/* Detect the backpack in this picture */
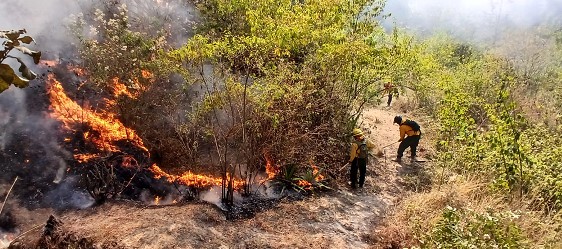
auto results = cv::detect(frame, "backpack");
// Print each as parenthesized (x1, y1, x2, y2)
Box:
(355, 140, 369, 159)
(402, 119, 421, 132)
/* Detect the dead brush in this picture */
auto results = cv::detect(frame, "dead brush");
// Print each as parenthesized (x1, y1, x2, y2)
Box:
(370, 176, 499, 248)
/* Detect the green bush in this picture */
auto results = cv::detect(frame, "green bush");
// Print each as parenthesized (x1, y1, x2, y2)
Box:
(419, 206, 526, 249)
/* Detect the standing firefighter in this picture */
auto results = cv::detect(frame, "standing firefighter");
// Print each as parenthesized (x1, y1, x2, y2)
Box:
(347, 128, 375, 188)
(383, 81, 398, 107)
(392, 116, 421, 162)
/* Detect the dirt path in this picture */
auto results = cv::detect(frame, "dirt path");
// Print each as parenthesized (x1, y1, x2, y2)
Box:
(12, 104, 424, 249)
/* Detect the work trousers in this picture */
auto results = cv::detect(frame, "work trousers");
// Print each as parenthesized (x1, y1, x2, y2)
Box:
(350, 158, 367, 188)
(387, 93, 393, 106)
(397, 135, 421, 158)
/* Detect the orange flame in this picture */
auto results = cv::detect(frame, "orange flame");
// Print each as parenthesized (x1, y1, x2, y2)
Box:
(74, 153, 99, 163)
(295, 161, 326, 190)
(150, 164, 245, 189)
(46, 74, 148, 155)
(141, 69, 153, 79)
(264, 154, 278, 179)
(311, 163, 325, 182)
(121, 155, 138, 168)
(111, 78, 135, 98)
(68, 65, 86, 77)
(297, 179, 313, 190)
(154, 196, 161, 205)
(45, 65, 244, 190)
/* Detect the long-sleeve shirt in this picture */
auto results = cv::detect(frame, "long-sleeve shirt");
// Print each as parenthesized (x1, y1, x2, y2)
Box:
(348, 137, 376, 162)
(399, 120, 421, 141)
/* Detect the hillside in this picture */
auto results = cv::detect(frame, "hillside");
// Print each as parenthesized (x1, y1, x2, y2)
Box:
(8, 102, 426, 249)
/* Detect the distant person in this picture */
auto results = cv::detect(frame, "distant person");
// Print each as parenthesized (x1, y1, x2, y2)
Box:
(347, 128, 375, 188)
(383, 81, 397, 107)
(392, 116, 421, 162)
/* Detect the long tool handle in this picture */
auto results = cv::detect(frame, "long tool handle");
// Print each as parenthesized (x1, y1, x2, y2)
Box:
(382, 141, 399, 148)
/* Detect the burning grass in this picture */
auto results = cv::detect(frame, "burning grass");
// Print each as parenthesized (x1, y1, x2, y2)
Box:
(149, 164, 245, 190)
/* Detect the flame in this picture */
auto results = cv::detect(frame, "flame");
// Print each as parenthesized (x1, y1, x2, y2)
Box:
(111, 78, 135, 98)
(150, 164, 245, 189)
(46, 74, 148, 154)
(297, 179, 312, 190)
(120, 155, 137, 168)
(141, 69, 153, 79)
(264, 154, 278, 179)
(74, 153, 99, 163)
(311, 163, 325, 182)
(68, 65, 86, 77)
(45, 64, 245, 191)
(154, 196, 160, 205)
(295, 161, 326, 190)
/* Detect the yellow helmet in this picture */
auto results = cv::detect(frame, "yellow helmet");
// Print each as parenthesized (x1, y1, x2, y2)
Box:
(352, 128, 363, 136)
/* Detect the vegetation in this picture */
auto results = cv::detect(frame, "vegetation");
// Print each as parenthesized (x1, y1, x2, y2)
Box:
(0, 29, 41, 93)
(160, 0, 430, 202)
(373, 27, 562, 248)
(11, 0, 558, 246)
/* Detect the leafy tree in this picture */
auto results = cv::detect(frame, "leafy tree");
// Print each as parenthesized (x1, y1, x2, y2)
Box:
(0, 29, 41, 93)
(166, 0, 392, 202)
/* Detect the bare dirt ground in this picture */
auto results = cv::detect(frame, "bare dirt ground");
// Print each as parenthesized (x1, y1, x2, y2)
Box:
(9, 100, 431, 249)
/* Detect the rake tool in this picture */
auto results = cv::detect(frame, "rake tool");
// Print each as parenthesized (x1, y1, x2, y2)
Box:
(381, 141, 400, 148)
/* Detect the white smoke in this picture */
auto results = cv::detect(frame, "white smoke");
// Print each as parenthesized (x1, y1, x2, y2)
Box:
(383, 0, 562, 42)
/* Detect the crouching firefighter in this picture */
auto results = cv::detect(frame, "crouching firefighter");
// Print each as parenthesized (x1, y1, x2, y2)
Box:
(347, 128, 375, 188)
(392, 116, 421, 162)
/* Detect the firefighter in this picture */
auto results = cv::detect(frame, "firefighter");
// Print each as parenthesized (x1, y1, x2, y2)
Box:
(383, 81, 397, 107)
(392, 116, 421, 162)
(346, 128, 375, 188)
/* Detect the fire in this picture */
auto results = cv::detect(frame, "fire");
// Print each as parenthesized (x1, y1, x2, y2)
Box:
(111, 78, 135, 98)
(310, 160, 326, 182)
(68, 64, 86, 77)
(297, 179, 312, 190)
(74, 153, 99, 163)
(46, 74, 148, 154)
(295, 161, 326, 190)
(121, 155, 138, 168)
(141, 69, 153, 79)
(154, 196, 160, 205)
(264, 153, 278, 179)
(45, 63, 245, 191)
(150, 164, 245, 189)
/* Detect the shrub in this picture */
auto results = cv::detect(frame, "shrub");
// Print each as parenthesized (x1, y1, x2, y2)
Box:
(419, 206, 526, 249)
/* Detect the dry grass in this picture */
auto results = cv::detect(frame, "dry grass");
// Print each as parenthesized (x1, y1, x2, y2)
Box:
(371, 174, 562, 248)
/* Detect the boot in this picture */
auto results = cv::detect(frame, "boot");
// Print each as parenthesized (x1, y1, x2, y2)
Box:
(392, 157, 402, 162)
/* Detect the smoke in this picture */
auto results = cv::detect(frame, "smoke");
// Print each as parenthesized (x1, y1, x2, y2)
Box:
(0, 0, 199, 213)
(382, 0, 562, 42)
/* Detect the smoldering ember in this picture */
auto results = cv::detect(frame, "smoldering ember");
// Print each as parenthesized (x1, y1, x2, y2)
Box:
(1, 0, 562, 248)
